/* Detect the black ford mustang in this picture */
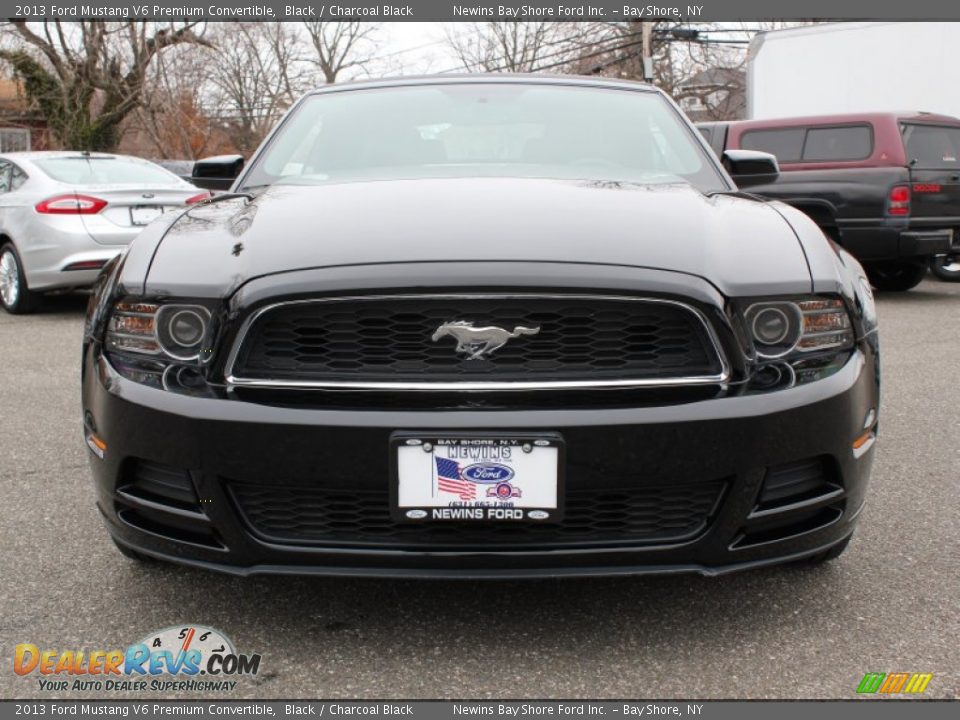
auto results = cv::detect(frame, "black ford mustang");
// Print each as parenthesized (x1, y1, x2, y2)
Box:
(82, 76, 880, 577)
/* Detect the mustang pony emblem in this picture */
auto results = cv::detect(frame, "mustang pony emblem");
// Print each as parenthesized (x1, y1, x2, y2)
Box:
(431, 321, 541, 360)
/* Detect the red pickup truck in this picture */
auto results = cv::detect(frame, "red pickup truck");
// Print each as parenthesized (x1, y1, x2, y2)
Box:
(699, 112, 960, 290)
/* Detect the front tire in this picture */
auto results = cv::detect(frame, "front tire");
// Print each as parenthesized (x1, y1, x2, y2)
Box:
(929, 254, 960, 282)
(0, 243, 41, 314)
(864, 261, 927, 292)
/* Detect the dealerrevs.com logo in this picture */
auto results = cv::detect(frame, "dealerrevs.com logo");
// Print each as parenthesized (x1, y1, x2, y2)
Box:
(857, 672, 933, 695)
(14, 625, 262, 693)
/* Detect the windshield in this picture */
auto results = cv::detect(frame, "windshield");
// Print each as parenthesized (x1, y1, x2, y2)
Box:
(34, 156, 185, 185)
(241, 83, 727, 192)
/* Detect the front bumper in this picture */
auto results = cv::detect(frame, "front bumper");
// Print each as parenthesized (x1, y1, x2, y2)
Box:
(83, 345, 879, 578)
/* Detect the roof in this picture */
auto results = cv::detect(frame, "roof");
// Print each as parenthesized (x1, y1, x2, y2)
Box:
(679, 67, 746, 89)
(0, 151, 126, 160)
(704, 111, 960, 129)
(304, 73, 661, 97)
(753, 21, 889, 42)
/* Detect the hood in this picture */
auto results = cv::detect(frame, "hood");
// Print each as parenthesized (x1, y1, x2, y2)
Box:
(142, 177, 813, 297)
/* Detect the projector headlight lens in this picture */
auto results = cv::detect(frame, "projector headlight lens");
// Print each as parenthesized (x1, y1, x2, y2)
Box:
(160, 307, 208, 356)
(745, 297, 853, 359)
(751, 306, 790, 345)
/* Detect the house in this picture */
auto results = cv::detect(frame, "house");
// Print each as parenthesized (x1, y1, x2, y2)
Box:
(0, 77, 53, 151)
(677, 67, 747, 122)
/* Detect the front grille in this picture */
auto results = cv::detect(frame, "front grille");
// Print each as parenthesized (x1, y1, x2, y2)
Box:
(227, 482, 726, 549)
(229, 295, 724, 387)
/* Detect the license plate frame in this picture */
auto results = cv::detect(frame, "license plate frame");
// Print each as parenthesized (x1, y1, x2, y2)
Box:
(129, 205, 164, 227)
(390, 432, 565, 524)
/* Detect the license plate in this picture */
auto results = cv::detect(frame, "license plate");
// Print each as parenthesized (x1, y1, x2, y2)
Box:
(130, 205, 164, 226)
(392, 434, 563, 523)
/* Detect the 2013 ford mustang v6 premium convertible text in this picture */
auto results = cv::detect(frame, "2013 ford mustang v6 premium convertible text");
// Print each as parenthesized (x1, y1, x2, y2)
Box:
(81, 76, 880, 577)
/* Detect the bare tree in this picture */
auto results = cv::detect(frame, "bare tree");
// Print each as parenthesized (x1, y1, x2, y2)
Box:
(300, 21, 378, 84)
(668, 37, 748, 121)
(130, 44, 220, 159)
(0, 20, 209, 151)
(566, 22, 748, 119)
(445, 22, 586, 73)
(205, 23, 303, 154)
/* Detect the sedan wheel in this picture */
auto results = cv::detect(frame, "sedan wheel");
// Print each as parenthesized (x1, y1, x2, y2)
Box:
(0, 244, 40, 314)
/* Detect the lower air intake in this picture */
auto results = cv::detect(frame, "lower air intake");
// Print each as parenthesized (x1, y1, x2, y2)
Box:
(114, 460, 223, 549)
(227, 481, 727, 550)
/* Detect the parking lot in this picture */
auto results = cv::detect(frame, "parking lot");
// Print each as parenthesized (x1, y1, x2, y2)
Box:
(0, 281, 957, 700)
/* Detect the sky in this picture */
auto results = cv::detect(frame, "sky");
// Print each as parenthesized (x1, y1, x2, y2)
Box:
(374, 23, 463, 75)
(366, 21, 765, 78)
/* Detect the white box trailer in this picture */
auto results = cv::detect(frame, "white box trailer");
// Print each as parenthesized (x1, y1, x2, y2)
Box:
(747, 22, 960, 120)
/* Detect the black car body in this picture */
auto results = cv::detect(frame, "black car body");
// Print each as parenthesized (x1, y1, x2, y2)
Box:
(699, 113, 960, 291)
(82, 76, 880, 578)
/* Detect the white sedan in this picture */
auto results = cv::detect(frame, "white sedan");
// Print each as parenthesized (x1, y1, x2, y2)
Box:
(0, 152, 209, 313)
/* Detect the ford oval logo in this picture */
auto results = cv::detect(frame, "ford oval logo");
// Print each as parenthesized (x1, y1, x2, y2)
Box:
(405, 509, 427, 519)
(462, 463, 515, 483)
(528, 510, 549, 520)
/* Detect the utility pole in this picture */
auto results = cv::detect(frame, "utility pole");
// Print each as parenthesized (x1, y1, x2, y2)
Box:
(641, 21, 654, 82)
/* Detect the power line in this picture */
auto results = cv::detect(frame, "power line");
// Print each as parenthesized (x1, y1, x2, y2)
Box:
(374, 39, 449, 62)
(436, 25, 619, 74)
(437, 25, 748, 77)
(527, 35, 645, 74)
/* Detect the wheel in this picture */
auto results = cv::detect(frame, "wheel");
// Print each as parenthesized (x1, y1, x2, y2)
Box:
(0, 242, 42, 314)
(804, 535, 852, 565)
(929, 254, 960, 282)
(112, 538, 155, 563)
(864, 261, 927, 292)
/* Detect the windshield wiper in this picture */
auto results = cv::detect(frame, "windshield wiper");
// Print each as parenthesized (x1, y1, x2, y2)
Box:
(704, 189, 769, 201)
(237, 184, 271, 195)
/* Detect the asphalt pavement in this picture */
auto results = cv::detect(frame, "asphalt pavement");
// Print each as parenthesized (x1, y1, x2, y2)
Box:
(0, 282, 957, 700)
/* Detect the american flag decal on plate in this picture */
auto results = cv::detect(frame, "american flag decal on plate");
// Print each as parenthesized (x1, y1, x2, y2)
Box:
(435, 456, 476, 500)
(394, 435, 561, 522)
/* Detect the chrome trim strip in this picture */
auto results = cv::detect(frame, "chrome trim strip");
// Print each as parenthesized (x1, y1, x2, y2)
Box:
(224, 294, 731, 392)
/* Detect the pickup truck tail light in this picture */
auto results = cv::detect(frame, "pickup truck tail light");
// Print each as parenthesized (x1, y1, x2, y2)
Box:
(887, 185, 911, 216)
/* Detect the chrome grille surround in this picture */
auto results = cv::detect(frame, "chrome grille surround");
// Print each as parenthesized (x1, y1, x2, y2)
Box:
(224, 294, 731, 392)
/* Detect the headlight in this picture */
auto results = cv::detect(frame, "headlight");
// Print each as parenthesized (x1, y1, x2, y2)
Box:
(107, 302, 212, 362)
(157, 306, 211, 360)
(744, 297, 853, 360)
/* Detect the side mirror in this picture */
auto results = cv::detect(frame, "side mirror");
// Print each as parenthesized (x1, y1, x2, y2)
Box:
(722, 150, 780, 188)
(191, 155, 245, 191)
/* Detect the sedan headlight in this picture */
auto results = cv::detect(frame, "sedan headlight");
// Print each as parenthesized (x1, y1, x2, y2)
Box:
(743, 297, 853, 360)
(106, 302, 212, 362)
